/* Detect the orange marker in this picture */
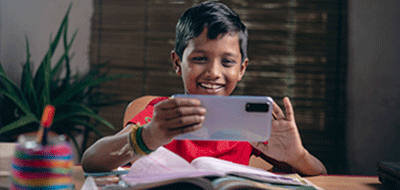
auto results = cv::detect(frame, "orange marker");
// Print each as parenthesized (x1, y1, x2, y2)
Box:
(36, 105, 56, 145)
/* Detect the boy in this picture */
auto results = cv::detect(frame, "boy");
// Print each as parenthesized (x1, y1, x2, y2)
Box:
(82, 1, 327, 176)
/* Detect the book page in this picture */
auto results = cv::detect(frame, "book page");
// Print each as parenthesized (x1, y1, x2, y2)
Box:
(121, 147, 222, 186)
(212, 176, 318, 190)
(128, 146, 193, 173)
(191, 156, 303, 185)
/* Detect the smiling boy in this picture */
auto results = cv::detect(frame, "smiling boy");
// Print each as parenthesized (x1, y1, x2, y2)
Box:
(172, 27, 246, 96)
(82, 1, 327, 176)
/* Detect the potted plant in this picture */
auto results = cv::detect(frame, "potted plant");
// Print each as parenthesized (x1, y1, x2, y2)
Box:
(0, 4, 131, 159)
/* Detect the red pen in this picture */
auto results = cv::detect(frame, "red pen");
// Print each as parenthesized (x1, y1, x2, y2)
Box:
(36, 105, 55, 145)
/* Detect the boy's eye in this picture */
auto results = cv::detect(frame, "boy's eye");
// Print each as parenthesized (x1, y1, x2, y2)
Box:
(222, 59, 236, 66)
(192, 57, 207, 62)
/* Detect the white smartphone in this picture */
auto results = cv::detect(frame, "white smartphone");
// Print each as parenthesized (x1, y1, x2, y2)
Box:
(171, 94, 274, 141)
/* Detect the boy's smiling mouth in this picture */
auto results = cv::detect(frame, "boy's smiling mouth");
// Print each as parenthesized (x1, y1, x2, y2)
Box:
(199, 83, 224, 90)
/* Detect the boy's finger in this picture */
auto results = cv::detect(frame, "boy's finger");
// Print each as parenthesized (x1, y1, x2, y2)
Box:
(168, 124, 203, 137)
(157, 98, 202, 110)
(283, 97, 294, 121)
(272, 101, 285, 120)
(163, 107, 206, 121)
(164, 115, 205, 130)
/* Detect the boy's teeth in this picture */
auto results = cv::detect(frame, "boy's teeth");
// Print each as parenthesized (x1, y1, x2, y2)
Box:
(201, 83, 221, 89)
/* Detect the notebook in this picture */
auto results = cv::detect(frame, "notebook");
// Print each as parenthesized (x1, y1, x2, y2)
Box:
(377, 161, 400, 189)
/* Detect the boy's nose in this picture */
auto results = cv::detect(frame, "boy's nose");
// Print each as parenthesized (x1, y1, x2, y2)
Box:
(204, 61, 221, 79)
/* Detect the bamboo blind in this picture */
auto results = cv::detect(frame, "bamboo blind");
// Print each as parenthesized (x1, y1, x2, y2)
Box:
(89, 0, 347, 173)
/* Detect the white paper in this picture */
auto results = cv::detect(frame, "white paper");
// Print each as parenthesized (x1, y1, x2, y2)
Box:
(121, 147, 302, 186)
(81, 176, 99, 190)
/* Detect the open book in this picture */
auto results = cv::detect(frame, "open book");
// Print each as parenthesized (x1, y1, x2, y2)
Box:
(119, 147, 321, 190)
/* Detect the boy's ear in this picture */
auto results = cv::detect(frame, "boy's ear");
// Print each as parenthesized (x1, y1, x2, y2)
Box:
(171, 50, 182, 76)
(238, 58, 249, 81)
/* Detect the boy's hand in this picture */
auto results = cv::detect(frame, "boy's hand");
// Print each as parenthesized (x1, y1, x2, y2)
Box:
(250, 97, 306, 165)
(142, 98, 206, 150)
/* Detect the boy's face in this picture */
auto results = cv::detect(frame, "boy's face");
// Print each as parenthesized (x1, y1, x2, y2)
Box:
(172, 28, 248, 96)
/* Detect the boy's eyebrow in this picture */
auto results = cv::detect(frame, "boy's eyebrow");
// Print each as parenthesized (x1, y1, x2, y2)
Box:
(192, 50, 207, 54)
(222, 52, 238, 57)
(192, 50, 238, 57)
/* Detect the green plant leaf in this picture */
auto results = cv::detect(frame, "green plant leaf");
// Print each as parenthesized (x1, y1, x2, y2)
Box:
(0, 73, 32, 113)
(40, 52, 51, 108)
(0, 63, 5, 74)
(0, 73, 17, 102)
(25, 35, 31, 62)
(87, 91, 126, 107)
(54, 111, 114, 130)
(36, 3, 72, 74)
(52, 31, 78, 101)
(20, 37, 40, 117)
(52, 74, 134, 105)
(0, 114, 38, 134)
(0, 89, 32, 116)
(51, 30, 77, 79)
(0, 73, 29, 103)
(0, 2, 132, 157)
(53, 103, 114, 131)
(57, 103, 95, 114)
(68, 118, 103, 137)
(33, 3, 72, 100)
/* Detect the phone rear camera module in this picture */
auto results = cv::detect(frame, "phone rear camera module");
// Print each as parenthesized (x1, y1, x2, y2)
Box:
(245, 103, 269, 112)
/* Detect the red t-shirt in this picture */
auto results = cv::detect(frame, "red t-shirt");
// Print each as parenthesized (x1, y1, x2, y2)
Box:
(128, 97, 265, 165)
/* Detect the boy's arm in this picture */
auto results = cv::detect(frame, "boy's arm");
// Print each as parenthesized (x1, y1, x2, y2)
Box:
(288, 148, 327, 176)
(81, 125, 139, 172)
(82, 96, 207, 172)
(251, 97, 327, 176)
(81, 96, 156, 172)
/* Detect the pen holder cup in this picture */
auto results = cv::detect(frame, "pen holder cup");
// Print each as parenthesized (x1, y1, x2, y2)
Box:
(10, 135, 74, 190)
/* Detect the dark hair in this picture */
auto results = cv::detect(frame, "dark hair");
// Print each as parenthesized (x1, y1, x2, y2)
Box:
(174, 1, 248, 63)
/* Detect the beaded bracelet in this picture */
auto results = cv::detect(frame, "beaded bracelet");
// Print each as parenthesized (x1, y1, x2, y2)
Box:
(129, 124, 154, 156)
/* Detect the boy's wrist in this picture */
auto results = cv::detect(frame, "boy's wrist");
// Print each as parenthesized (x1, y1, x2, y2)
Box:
(126, 125, 154, 156)
(285, 148, 308, 170)
(286, 148, 327, 176)
(141, 124, 161, 151)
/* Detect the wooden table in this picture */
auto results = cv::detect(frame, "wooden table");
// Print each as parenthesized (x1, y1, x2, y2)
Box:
(1, 165, 389, 190)
(72, 166, 387, 190)
(305, 175, 388, 190)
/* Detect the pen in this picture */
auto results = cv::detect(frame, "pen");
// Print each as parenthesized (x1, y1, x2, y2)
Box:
(36, 105, 56, 145)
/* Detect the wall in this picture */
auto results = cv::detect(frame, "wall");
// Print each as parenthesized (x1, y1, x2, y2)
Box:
(0, 0, 92, 84)
(347, 0, 400, 175)
(0, 0, 93, 163)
